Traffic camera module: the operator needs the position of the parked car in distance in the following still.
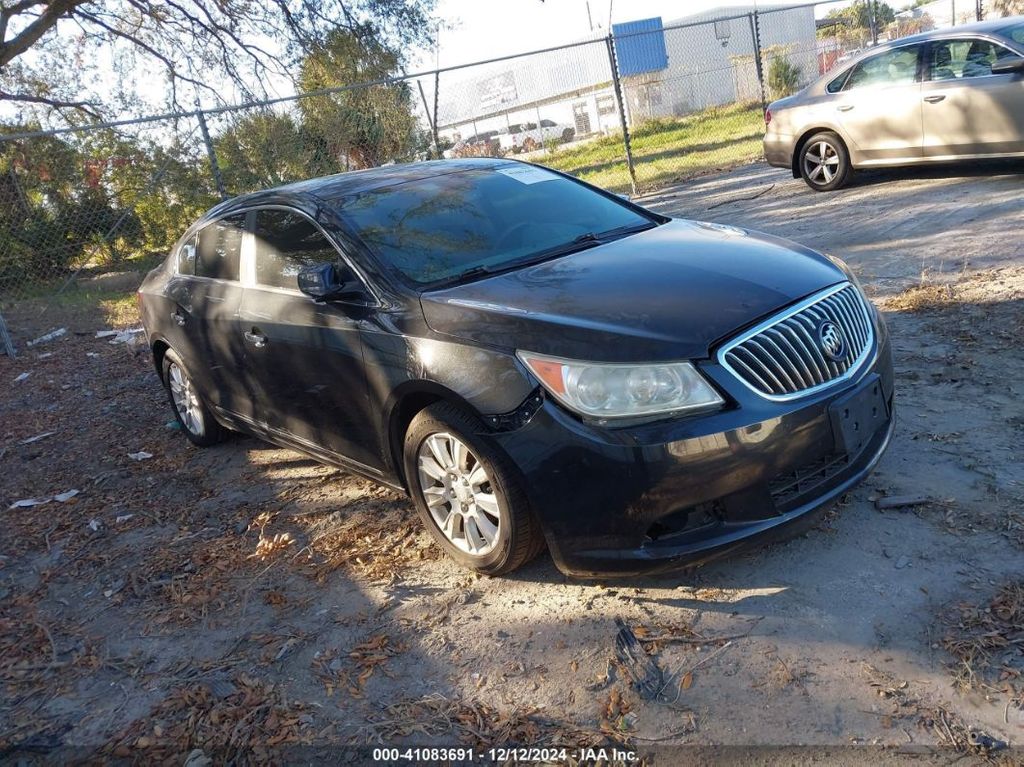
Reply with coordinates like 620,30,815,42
445,130,502,158
497,119,576,153
139,159,894,577
765,17,1024,190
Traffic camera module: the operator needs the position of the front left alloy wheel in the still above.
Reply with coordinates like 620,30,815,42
404,402,545,575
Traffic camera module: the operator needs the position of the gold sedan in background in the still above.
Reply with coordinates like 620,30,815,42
764,17,1024,191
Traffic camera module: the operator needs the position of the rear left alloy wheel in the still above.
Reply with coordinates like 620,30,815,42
161,348,227,447
404,402,545,575
799,131,851,192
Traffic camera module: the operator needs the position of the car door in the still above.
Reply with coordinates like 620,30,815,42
238,207,383,471
921,37,1024,157
833,44,925,162
164,212,251,417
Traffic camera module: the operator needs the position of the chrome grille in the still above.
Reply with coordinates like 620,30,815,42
719,283,874,399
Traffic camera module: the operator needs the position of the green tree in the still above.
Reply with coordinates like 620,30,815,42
822,1,896,38
215,111,317,194
107,139,218,258
768,55,802,99
0,129,126,287
298,28,422,170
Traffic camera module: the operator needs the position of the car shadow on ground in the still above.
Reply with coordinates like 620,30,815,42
847,158,1024,188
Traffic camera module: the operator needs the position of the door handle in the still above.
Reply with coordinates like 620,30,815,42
244,329,268,348
924,94,946,103
836,104,854,112
171,310,186,327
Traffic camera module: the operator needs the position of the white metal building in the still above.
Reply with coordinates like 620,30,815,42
436,4,817,145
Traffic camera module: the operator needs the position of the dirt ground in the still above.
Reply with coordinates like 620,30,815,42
2,161,1023,763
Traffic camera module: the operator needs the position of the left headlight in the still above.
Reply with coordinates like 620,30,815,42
517,351,725,420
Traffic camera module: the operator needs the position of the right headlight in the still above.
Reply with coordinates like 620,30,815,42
517,351,724,420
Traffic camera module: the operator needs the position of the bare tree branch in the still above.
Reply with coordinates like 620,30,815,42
0,88,100,116
75,9,221,104
0,0,437,120
0,0,46,43
0,0,81,68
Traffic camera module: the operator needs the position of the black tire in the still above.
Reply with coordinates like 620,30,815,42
403,402,546,575
798,131,852,192
161,348,228,447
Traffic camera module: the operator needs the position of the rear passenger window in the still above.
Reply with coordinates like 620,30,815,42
929,38,1019,80
253,209,340,290
196,213,246,281
826,68,851,93
176,233,197,275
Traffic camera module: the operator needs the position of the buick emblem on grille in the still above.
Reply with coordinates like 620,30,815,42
818,321,847,362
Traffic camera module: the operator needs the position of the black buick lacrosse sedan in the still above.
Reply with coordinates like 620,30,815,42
139,159,894,577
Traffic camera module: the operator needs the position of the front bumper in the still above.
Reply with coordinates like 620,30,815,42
488,318,894,577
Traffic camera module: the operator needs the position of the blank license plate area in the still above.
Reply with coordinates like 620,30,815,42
829,374,887,456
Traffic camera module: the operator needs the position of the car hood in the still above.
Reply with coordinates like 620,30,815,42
419,219,847,362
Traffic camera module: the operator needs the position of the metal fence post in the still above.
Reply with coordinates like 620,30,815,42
196,109,227,200
0,312,14,357
415,78,441,159
748,12,767,114
605,34,638,196
976,0,983,20
432,70,442,159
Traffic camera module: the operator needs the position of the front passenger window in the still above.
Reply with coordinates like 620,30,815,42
845,46,921,90
196,213,245,281
253,209,343,290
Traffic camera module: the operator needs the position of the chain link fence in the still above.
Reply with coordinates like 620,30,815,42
0,0,995,347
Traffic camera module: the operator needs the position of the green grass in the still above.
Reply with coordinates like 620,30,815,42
3,288,140,337
544,101,765,193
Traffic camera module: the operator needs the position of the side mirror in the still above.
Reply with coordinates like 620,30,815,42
992,57,1024,75
298,262,347,301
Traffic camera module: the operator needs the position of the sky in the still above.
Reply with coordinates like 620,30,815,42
5,0,861,126
419,0,856,71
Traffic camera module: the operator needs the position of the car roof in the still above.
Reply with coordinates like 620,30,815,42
872,15,1022,49
808,15,1023,91
201,158,515,222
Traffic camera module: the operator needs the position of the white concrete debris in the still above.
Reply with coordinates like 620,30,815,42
27,328,67,346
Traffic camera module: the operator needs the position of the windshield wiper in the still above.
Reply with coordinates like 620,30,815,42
563,222,657,248
593,221,659,240
448,264,496,283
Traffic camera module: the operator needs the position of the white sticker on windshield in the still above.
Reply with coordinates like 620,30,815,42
496,165,558,184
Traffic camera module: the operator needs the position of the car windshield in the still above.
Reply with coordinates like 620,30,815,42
334,165,655,286
999,21,1024,46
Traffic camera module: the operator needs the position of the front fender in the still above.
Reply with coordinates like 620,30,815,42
360,331,536,481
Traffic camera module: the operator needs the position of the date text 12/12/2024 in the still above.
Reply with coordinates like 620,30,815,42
372,746,640,762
